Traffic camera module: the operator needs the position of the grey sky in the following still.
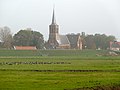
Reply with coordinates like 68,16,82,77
0,0,120,40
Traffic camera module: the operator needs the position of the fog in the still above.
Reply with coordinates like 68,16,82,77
0,0,120,40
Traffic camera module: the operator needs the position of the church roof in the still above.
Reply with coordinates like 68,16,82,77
0,40,3,42
67,34,80,45
57,35,70,45
52,8,56,24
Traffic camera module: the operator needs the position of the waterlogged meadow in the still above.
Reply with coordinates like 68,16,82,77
0,50,120,90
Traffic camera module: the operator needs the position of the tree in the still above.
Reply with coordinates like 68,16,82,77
85,35,96,49
106,35,116,49
94,34,116,49
81,33,116,50
0,26,13,49
94,34,106,49
13,29,44,49
32,31,44,49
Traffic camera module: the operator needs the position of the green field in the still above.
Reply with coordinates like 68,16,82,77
0,50,120,90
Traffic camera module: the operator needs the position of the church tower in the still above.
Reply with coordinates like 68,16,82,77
48,8,59,48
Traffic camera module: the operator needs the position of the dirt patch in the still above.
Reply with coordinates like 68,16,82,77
94,86,120,90
31,70,120,72
65,85,120,90
1,69,120,72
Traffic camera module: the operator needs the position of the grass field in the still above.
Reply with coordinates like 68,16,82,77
0,50,120,90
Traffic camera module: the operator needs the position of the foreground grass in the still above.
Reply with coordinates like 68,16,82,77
0,50,120,90
0,71,120,90
0,58,120,90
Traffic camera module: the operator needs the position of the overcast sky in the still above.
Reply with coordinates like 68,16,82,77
0,0,120,40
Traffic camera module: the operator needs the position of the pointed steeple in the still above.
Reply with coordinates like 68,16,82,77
52,8,56,24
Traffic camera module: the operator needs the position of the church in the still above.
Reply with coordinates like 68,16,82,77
46,9,82,50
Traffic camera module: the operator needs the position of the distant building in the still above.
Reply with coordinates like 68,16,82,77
110,41,120,51
14,46,37,50
46,9,82,50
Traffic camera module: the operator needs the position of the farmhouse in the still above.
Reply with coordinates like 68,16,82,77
110,41,120,51
46,9,82,50
14,46,37,50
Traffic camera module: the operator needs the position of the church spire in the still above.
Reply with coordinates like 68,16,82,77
52,8,56,24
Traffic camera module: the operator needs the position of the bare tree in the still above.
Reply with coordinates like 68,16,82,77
0,26,13,49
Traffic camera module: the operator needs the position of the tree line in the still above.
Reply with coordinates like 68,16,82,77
81,33,116,49
0,26,116,50
0,27,44,49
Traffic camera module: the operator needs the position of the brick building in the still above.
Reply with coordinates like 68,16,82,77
46,9,82,50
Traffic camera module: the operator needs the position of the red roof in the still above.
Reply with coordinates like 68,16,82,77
110,41,120,45
117,42,120,45
14,46,37,50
